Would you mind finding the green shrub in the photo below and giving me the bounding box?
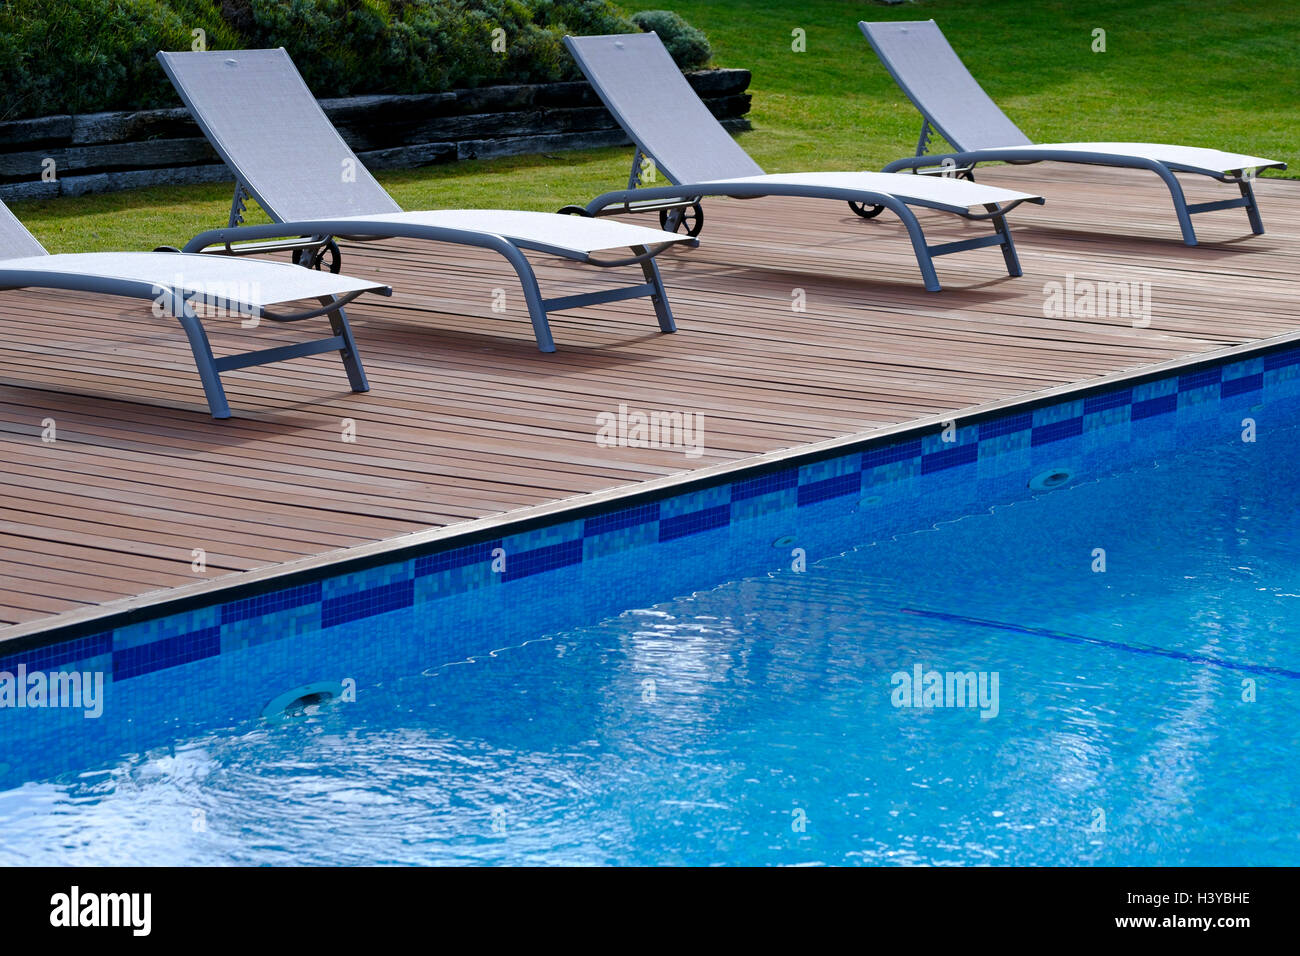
[630,10,711,69]
[0,0,712,121]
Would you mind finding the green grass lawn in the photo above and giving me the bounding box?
[12,0,1297,253]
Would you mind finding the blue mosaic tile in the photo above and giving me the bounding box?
[113,626,220,681]
[799,454,859,485]
[0,632,112,674]
[220,603,321,653]
[501,538,584,581]
[659,504,730,541]
[658,486,730,520]
[1031,417,1084,446]
[1083,405,1130,430]
[1179,367,1222,391]
[502,519,584,554]
[1131,393,1178,420]
[1032,400,1084,427]
[415,539,502,576]
[1264,348,1300,371]
[732,468,798,502]
[1132,377,1178,401]
[321,561,414,601]
[978,412,1034,440]
[920,442,979,474]
[321,579,415,628]
[582,520,660,559]
[1083,388,1133,413]
[797,472,860,506]
[730,487,799,523]
[584,502,660,537]
[415,562,499,601]
[862,438,923,469]
[113,606,220,651]
[1222,373,1263,398]
[221,581,322,625]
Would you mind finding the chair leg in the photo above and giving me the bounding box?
[497,243,555,352]
[1240,178,1266,235]
[174,298,232,419]
[637,247,677,333]
[320,296,369,392]
[889,200,942,292]
[1151,164,1199,245]
[987,204,1023,277]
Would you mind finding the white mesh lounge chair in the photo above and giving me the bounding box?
[157,49,696,353]
[0,199,389,418]
[860,20,1287,245]
[562,32,1045,292]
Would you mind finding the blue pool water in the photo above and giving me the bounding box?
[3,362,1300,865]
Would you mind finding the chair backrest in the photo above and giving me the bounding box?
[564,32,764,184]
[0,199,49,260]
[859,20,1033,152]
[157,48,402,222]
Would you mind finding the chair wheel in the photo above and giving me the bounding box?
[557,204,593,216]
[294,238,341,274]
[660,201,704,237]
[848,201,885,219]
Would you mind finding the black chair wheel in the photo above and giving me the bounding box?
[153,245,182,253]
[294,238,341,274]
[557,204,593,217]
[848,201,885,219]
[659,201,704,237]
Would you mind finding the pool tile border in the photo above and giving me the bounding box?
[4,337,1300,683]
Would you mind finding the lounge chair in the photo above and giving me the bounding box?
[561,32,1044,292]
[0,199,389,418]
[157,49,695,352]
[859,19,1287,245]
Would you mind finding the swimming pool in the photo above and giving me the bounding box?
[3,344,1299,865]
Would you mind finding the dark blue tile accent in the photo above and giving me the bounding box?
[221,581,322,625]
[415,539,502,576]
[1264,349,1300,372]
[1179,367,1222,391]
[732,468,798,502]
[978,412,1034,440]
[0,632,113,674]
[1221,373,1263,398]
[1131,393,1178,420]
[1083,388,1132,414]
[584,502,660,537]
[321,579,415,628]
[797,472,860,506]
[501,539,583,581]
[862,439,923,469]
[920,442,978,474]
[659,504,730,541]
[113,627,220,681]
[1031,417,1084,446]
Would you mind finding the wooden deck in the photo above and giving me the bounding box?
[2,165,1297,636]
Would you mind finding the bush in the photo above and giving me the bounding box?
[630,10,711,69]
[0,0,712,121]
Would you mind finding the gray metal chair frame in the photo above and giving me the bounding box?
[158,49,694,353]
[563,32,1045,292]
[0,200,387,418]
[859,20,1288,246]
[180,212,680,354]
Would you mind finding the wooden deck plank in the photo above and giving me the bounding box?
[1,166,1296,636]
